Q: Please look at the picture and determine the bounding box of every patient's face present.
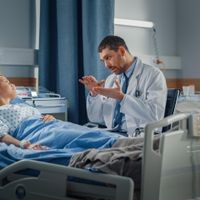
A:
[0,76,16,99]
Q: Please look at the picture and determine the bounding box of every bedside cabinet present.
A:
[25,97,68,121]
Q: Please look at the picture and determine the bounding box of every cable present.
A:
[152,27,164,67]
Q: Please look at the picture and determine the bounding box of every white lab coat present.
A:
[87,58,167,136]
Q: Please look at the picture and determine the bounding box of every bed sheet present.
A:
[0,117,120,168]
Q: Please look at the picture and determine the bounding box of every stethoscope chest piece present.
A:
[135,89,141,97]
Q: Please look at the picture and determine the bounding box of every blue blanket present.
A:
[0,117,120,168]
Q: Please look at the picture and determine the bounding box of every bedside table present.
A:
[25,97,68,121]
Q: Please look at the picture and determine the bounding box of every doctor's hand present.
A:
[79,75,105,96]
[93,80,125,101]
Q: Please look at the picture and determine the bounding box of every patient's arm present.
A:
[0,134,20,147]
[0,134,47,150]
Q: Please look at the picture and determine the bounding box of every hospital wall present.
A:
[115,0,200,91]
[0,0,200,90]
[177,0,200,79]
[0,0,36,86]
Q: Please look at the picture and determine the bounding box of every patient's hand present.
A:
[41,114,55,122]
[20,141,49,150]
[27,144,49,150]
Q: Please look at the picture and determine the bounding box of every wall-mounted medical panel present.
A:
[136,54,182,70]
[0,48,38,65]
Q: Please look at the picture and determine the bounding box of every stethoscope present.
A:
[123,57,141,98]
[112,58,143,98]
[119,68,142,98]
[132,60,144,98]
[135,74,142,97]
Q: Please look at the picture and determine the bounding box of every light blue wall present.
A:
[177,0,200,78]
[0,0,35,48]
[115,0,177,56]
[1,0,200,79]
[115,0,200,79]
[0,0,35,77]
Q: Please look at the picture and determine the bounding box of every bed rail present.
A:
[0,160,133,200]
[141,113,200,200]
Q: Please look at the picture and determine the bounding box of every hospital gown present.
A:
[0,103,41,137]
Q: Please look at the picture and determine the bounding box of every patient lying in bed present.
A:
[0,75,120,168]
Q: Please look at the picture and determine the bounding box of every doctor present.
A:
[79,35,167,137]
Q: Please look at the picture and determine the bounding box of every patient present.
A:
[0,75,119,152]
[0,75,56,150]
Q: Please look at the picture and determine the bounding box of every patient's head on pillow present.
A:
[0,75,17,105]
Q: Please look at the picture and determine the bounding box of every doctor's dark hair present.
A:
[98,35,130,53]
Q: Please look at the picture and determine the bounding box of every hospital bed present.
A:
[0,113,200,200]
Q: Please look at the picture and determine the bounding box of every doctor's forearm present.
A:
[87,103,104,123]
[121,95,160,121]
[87,106,104,123]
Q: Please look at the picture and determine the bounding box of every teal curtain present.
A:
[38,0,114,124]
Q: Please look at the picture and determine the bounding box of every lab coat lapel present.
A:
[105,74,121,128]
[127,58,143,94]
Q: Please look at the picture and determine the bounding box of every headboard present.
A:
[7,77,36,87]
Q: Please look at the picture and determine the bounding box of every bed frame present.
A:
[141,113,200,200]
[0,159,133,200]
